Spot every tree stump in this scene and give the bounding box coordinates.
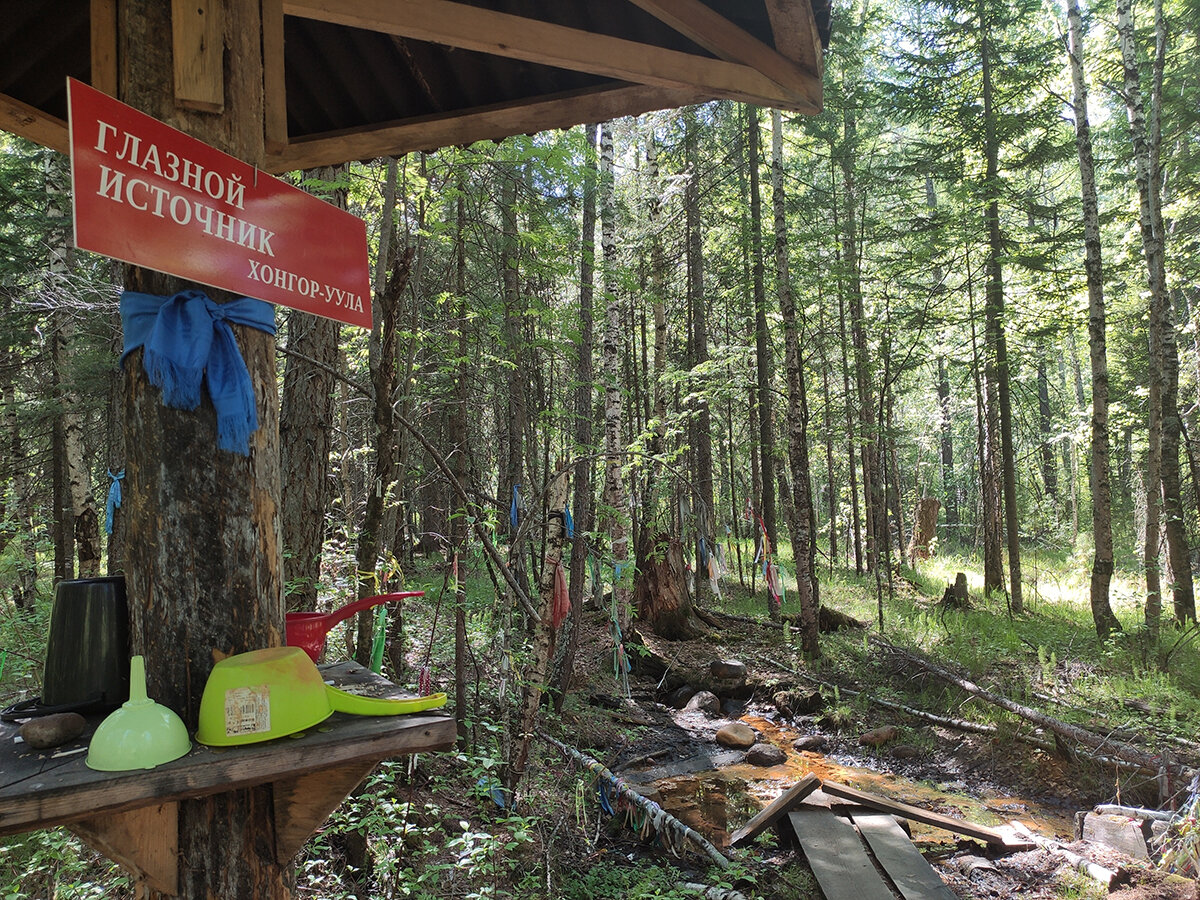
[634,532,703,639]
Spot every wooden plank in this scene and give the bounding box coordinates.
[821,780,1009,845]
[89,0,119,96]
[626,0,820,95]
[264,83,701,173]
[0,93,68,154]
[282,0,821,113]
[262,0,288,152]
[850,814,958,900]
[274,761,374,861]
[787,809,895,900]
[765,0,824,79]
[172,0,225,112]
[731,772,819,846]
[69,803,178,895]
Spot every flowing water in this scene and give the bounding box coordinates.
[651,713,1077,850]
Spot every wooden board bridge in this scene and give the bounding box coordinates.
[728,773,1029,900]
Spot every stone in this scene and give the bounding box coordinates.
[745,743,787,767]
[1081,813,1151,860]
[668,685,696,709]
[709,659,746,680]
[859,725,900,747]
[715,722,757,749]
[20,712,86,750]
[890,744,922,759]
[793,734,830,752]
[721,698,746,717]
[773,689,824,718]
[684,690,721,716]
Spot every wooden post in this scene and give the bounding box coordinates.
[118,1,287,896]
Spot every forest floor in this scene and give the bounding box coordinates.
[5,552,1200,899]
[509,558,1200,900]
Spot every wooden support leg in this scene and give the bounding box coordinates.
[273,761,377,862]
[70,802,179,896]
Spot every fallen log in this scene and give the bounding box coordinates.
[1009,820,1128,890]
[760,656,1148,772]
[871,637,1196,779]
[541,732,732,870]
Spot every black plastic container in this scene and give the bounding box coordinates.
[41,576,130,710]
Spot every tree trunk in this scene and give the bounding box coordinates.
[772,110,819,656]
[506,467,570,796]
[834,238,863,575]
[979,0,1023,613]
[937,356,959,535]
[279,165,345,608]
[555,123,599,713]
[685,113,715,592]
[819,299,838,575]
[450,165,472,747]
[969,253,1004,595]
[119,3,289,896]
[46,151,102,580]
[2,356,36,610]
[909,497,940,564]
[1117,0,1188,629]
[1066,0,1121,637]
[1036,351,1058,502]
[354,162,411,666]
[748,107,777,556]
[599,122,632,628]
[840,111,881,577]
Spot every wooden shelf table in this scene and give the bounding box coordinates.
[0,662,456,894]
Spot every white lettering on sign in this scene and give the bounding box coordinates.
[247,260,365,313]
[94,166,276,258]
[94,118,247,210]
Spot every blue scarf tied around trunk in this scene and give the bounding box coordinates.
[120,290,277,455]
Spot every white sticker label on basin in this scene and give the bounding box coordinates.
[225,685,271,736]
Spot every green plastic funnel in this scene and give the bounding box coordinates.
[86,656,191,771]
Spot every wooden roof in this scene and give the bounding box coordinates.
[0,0,828,172]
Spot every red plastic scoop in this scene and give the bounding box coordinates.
[285,592,423,662]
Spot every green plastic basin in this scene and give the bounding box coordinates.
[196,646,332,746]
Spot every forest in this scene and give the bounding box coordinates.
[2,0,1200,895]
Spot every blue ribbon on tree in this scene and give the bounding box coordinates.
[120,290,277,455]
[564,503,574,539]
[105,469,125,535]
[510,484,520,529]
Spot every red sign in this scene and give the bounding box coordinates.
[67,79,372,328]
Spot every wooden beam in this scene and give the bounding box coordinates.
[730,772,820,846]
[171,0,225,112]
[0,93,68,154]
[282,0,820,113]
[820,781,1011,845]
[90,0,119,96]
[264,83,701,173]
[70,803,179,895]
[626,0,820,95]
[262,0,288,152]
[766,0,824,80]
[273,761,375,861]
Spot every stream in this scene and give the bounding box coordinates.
[641,712,1077,851]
